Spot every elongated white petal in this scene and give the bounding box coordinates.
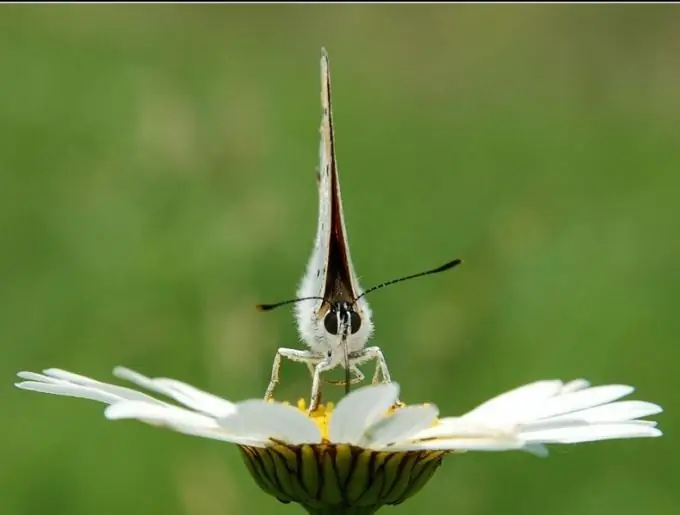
[16,381,129,405]
[329,382,400,444]
[105,401,267,447]
[165,424,269,447]
[106,401,220,428]
[39,369,171,405]
[561,379,590,394]
[461,380,564,424]
[521,423,662,443]
[521,444,549,457]
[17,371,67,384]
[153,379,237,417]
[363,404,439,449]
[391,436,526,452]
[543,400,663,424]
[113,367,237,418]
[43,368,109,385]
[532,385,634,421]
[15,372,169,407]
[410,417,512,441]
[219,400,321,445]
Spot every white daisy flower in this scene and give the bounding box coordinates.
[15,368,662,514]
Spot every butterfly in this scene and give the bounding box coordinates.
[258,49,461,413]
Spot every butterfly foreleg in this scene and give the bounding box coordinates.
[308,355,335,413]
[322,364,365,387]
[264,348,323,402]
[350,346,393,385]
[351,346,401,406]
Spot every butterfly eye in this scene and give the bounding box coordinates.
[323,312,339,335]
[349,311,362,334]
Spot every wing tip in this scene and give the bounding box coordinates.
[321,47,330,73]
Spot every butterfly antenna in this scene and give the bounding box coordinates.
[256,296,326,312]
[355,258,463,301]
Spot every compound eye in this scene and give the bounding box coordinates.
[349,311,362,334]
[323,312,339,335]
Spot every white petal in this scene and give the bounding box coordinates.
[390,436,525,452]
[329,383,400,444]
[15,381,126,405]
[521,444,549,457]
[533,385,634,420]
[105,401,266,447]
[17,370,168,406]
[461,380,564,424]
[521,423,662,444]
[363,404,439,449]
[42,368,107,385]
[219,400,321,445]
[106,401,219,429]
[411,417,512,441]
[544,400,663,424]
[561,379,590,393]
[113,367,236,418]
[113,367,189,401]
[152,379,237,418]
[166,424,269,447]
[17,371,65,384]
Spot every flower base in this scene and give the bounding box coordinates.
[239,443,445,514]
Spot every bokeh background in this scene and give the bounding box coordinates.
[2,4,677,515]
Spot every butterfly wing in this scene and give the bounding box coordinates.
[295,49,374,354]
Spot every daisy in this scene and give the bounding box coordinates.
[15,368,662,515]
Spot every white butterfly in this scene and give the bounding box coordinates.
[259,49,461,412]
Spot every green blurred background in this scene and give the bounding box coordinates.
[1,4,677,515]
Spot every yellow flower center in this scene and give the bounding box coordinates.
[296,398,335,441]
[294,398,410,443]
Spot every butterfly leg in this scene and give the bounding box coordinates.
[322,365,364,386]
[350,347,392,384]
[349,365,365,384]
[264,348,323,402]
[350,347,401,404]
[308,356,335,413]
[371,362,382,385]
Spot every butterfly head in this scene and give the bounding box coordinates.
[316,295,371,362]
[323,300,362,339]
